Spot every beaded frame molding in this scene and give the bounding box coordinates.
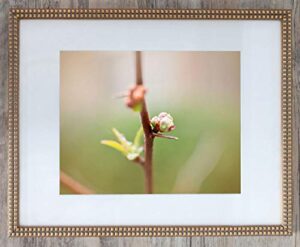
[8,8,293,237]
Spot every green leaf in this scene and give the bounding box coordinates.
[102,128,145,162]
[101,140,127,155]
[132,103,142,112]
[134,126,144,148]
[136,146,143,154]
[126,152,139,161]
[112,128,131,150]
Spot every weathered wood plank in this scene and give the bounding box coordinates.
[0,1,10,247]
[0,0,299,246]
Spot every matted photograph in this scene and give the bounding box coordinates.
[60,51,240,194]
[8,9,293,237]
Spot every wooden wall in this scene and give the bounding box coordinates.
[0,0,299,246]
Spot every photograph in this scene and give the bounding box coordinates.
[60,51,240,194]
[5,6,294,240]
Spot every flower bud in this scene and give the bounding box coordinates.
[151,112,175,133]
[150,116,160,130]
[125,85,147,111]
[159,112,173,121]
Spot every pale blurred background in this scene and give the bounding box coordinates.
[60,51,240,194]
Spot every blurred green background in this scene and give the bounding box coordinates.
[60,51,240,194]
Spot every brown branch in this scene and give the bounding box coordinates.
[60,171,94,194]
[135,51,154,194]
[136,51,143,85]
[133,156,145,166]
[153,133,178,140]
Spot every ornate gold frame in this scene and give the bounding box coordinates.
[8,8,293,237]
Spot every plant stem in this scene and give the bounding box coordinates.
[133,156,145,166]
[60,171,94,194]
[136,51,154,194]
[153,132,178,140]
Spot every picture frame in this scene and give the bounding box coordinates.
[8,8,293,237]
